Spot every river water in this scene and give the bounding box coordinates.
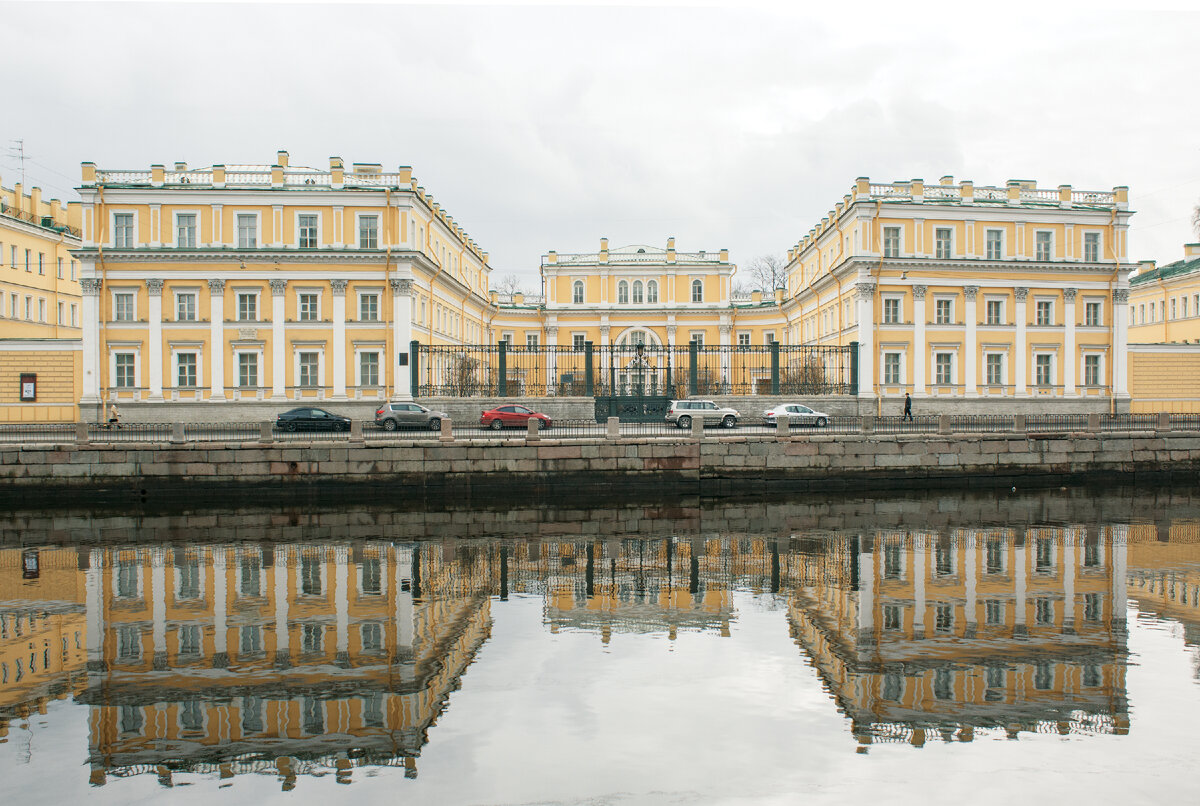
[1,486,1198,804]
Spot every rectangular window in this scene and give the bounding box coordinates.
[302,624,322,654]
[114,292,135,322]
[176,213,197,247]
[884,543,902,578]
[238,353,258,388]
[526,333,539,347]
[1085,301,1101,327]
[70,260,77,280]
[7,245,13,266]
[25,249,30,270]
[986,229,1002,260]
[934,228,952,259]
[237,292,257,321]
[71,304,77,326]
[37,253,43,274]
[1036,231,1053,261]
[1084,232,1100,263]
[58,301,64,325]
[935,298,952,324]
[1171,298,1177,319]
[237,214,257,248]
[763,331,775,345]
[1183,297,1189,318]
[300,556,321,595]
[38,298,44,322]
[691,279,703,303]
[361,622,383,651]
[1035,354,1053,386]
[359,352,379,387]
[1084,354,1101,386]
[883,297,900,324]
[178,624,201,655]
[241,627,262,656]
[737,332,751,346]
[883,352,901,385]
[359,293,379,321]
[690,332,704,347]
[883,605,901,630]
[985,600,1003,625]
[115,353,136,388]
[358,215,379,249]
[176,353,197,387]
[114,213,134,247]
[986,539,1003,573]
[298,292,319,321]
[177,292,196,321]
[935,353,952,385]
[573,333,586,349]
[1084,592,1102,622]
[1036,300,1053,326]
[986,354,1003,385]
[986,299,1003,325]
[240,556,261,597]
[1035,598,1054,625]
[299,352,320,386]
[57,257,63,278]
[883,226,900,258]
[298,214,318,248]
[935,603,953,632]
[361,558,382,595]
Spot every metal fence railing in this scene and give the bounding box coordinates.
[1,413,1196,446]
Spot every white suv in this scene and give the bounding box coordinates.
[665,400,740,429]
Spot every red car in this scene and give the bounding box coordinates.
[480,404,552,431]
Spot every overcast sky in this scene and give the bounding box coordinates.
[3,1,1198,289]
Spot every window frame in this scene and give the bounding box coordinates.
[1034,352,1055,386]
[1082,352,1104,387]
[174,289,198,322]
[1082,230,1102,263]
[934,227,953,260]
[112,211,137,248]
[112,289,137,323]
[236,350,261,389]
[357,289,380,322]
[356,349,381,388]
[572,279,584,304]
[173,350,200,389]
[882,225,901,258]
[691,278,703,303]
[236,212,259,249]
[296,211,320,249]
[933,296,954,325]
[618,280,629,305]
[934,351,954,385]
[295,348,324,388]
[882,295,902,324]
[296,289,322,322]
[1034,297,1055,327]
[357,213,380,250]
[111,348,140,389]
[985,228,1004,260]
[1084,299,1103,327]
[984,297,1005,326]
[174,210,200,248]
[984,352,1005,386]
[1034,229,1054,261]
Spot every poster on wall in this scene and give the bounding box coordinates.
[20,373,36,401]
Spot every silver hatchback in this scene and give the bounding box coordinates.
[375,402,449,431]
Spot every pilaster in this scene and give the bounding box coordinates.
[331,279,348,399]
[270,279,287,399]
[208,279,226,400]
[146,278,164,401]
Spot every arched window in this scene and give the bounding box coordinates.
[618,281,629,304]
[572,280,584,304]
[691,279,703,303]
[632,281,643,304]
[647,280,658,304]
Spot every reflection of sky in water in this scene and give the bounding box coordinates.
[2,516,1200,803]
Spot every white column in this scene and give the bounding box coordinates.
[335,546,350,662]
[1064,287,1077,395]
[151,549,167,668]
[964,286,978,396]
[391,277,414,401]
[80,275,103,405]
[546,326,558,394]
[667,322,677,349]
[213,548,228,666]
[855,283,875,398]
[964,532,977,635]
[1063,529,1077,631]
[857,540,874,638]
[85,549,105,668]
[395,545,414,664]
[274,547,290,665]
[912,285,926,395]
[331,279,348,399]
[912,533,926,637]
[147,279,164,400]
[1112,526,1128,628]
[719,323,732,392]
[1014,533,1027,635]
[1113,288,1130,398]
[1015,287,1028,395]
[600,323,611,389]
[208,279,226,400]
[270,279,287,400]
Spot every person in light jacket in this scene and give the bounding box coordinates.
[107,401,121,429]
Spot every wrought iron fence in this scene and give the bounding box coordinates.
[414,342,858,398]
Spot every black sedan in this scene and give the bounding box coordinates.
[274,407,352,432]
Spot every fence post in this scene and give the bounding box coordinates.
[440,417,454,443]
[526,416,540,442]
[350,420,364,444]
[1013,414,1026,432]
[692,412,705,440]
[1087,413,1101,433]
[75,422,90,445]
[171,422,185,444]
[861,415,874,434]
[584,341,594,397]
[498,340,507,397]
[259,421,273,443]
[409,340,420,397]
[849,341,859,396]
[689,340,698,397]
[776,414,790,440]
[938,415,952,435]
[770,341,780,396]
[607,416,620,439]
[1158,411,1171,431]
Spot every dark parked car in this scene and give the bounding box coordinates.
[479,404,552,431]
[375,402,449,431]
[274,407,351,432]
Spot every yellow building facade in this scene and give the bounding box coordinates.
[73,151,493,419]
[0,178,83,421]
[1128,244,1200,344]
[782,177,1137,412]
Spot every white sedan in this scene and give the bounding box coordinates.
[763,403,830,428]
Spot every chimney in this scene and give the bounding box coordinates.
[277,150,289,168]
[1184,244,1200,259]
[174,161,187,171]
[1137,260,1156,276]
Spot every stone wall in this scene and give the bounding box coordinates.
[3,427,1199,497]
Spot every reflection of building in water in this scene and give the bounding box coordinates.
[1126,523,1200,657]
[784,529,1130,745]
[0,548,88,737]
[75,541,491,788]
[501,538,786,641]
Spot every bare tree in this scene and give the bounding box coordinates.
[1193,200,1200,240]
[493,274,526,295]
[735,254,787,294]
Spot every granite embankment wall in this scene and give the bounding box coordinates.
[3,429,1200,497]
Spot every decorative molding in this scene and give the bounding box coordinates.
[1113,288,1130,304]
[145,278,164,295]
[330,278,348,295]
[854,282,876,300]
[719,324,732,335]
[1015,287,1029,301]
[963,285,978,301]
[79,278,103,295]
[390,278,413,294]
[912,285,927,301]
[268,279,288,294]
[208,278,226,293]
[1063,287,1078,302]
[545,326,558,337]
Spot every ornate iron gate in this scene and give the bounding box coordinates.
[592,343,680,423]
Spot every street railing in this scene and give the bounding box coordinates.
[0,413,1192,447]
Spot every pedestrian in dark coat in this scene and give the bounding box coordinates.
[903,393,913,421]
